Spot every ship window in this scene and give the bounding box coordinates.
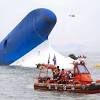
[39,69,53,78]
[77,65,89,74]
[3,39,8,48]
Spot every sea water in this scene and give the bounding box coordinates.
[0,53,100,100]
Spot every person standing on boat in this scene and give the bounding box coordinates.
[53,54,57,66]
[53,66,60,80]
[48,54,50,64]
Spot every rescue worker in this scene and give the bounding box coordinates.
[58,69,67,84]
[53,66,60,80]
[67,70,73,79]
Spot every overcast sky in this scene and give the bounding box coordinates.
[0,0,100,54]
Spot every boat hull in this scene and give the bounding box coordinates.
[34,83,100,94]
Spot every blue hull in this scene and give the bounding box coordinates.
[0,8,57,65]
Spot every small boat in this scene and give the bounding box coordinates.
[96,64,100,67]
[34,59,100,94]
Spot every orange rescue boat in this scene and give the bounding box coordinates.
[34,61,100,94]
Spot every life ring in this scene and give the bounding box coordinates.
[63,85,66,90]
[71,85,75,91]
[81,85,85,90]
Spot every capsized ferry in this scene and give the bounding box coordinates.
[34,56,100,94]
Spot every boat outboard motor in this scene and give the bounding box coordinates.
[0,8,57,65]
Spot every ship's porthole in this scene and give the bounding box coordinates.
[3,39,8,48]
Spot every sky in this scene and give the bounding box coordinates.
[0,0,100,66]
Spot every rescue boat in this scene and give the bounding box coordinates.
[34,59,100,94]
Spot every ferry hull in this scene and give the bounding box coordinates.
[0,8,56,65]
